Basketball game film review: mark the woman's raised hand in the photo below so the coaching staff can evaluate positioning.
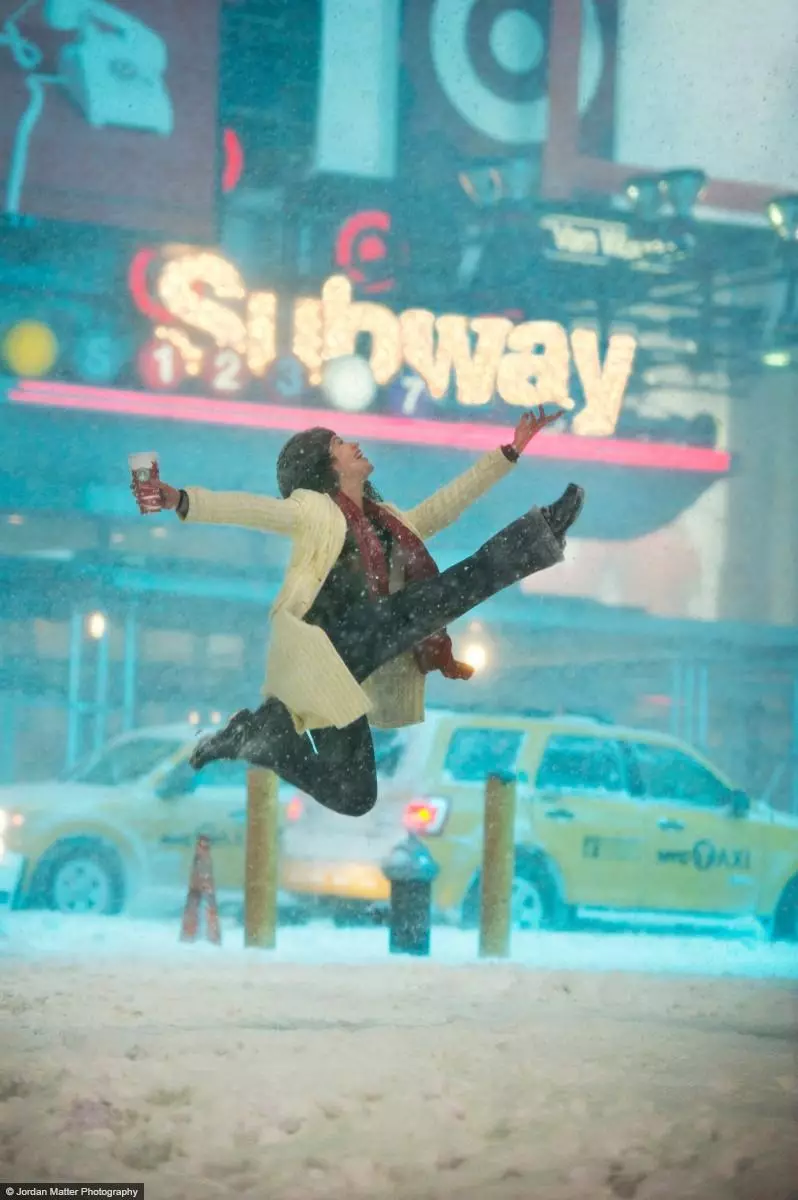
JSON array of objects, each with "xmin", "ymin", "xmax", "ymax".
[{"xmin": 512, "ymin": 405, "xmax": 565, "ymax": 454}]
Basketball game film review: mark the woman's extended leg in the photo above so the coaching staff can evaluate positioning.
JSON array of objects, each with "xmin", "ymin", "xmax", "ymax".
[{"xmin": 329, "ymin": 504, "xmax": 563, "ymax": 682}]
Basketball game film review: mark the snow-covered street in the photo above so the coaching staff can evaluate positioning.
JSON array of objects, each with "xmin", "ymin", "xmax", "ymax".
[{"xmin": 0, "ymin": 915, "xmax": 796, "ymax": 1199}]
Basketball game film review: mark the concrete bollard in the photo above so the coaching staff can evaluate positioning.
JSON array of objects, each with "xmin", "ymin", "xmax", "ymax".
[
  {"xmin": 479, "ymin": 771, "xmax": 517, "ymax": 959},
  {"xmin": 244, "ymin": 768, "xmax": 280, "ymax": 948},
  {"xmin": 382, "ymin": 836, "xmax": 440, "ymax": 956}
]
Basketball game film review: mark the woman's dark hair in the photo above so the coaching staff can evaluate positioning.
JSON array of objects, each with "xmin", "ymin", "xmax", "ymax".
[{"xmin": 276, "ymin": 427, "xmax": 382, "ymax": 501}]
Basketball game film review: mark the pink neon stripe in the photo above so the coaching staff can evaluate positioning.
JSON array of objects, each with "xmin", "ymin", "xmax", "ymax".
[{"xmin": 8, "ymin": 381, "xmax": 731, "ymax": 474}]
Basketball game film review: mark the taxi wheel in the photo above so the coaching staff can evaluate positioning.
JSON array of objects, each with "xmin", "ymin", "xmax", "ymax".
[
  {"xmin": 771, "ymin": 877, "xmax": 798, "ymax": 942},
  {"xmin": 510, "ymin": 873, "xmax": 548, "ymax": 931},
  {"xmin": 36, "ymin": 838, "xmax": 125, "ymax": 916},
  {"xmin": 461, "ymin": 854, "xmax": 571, "ymax": 932}
]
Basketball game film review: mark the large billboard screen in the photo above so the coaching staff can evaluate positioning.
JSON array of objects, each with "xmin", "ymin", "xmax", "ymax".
[
  {"xmin": 0, "ymin": 0, "xmax": 219, "ymax": 236},
  {"xmin": 314, "ymin": 0, "xmax": 617, "ymax": 182}
]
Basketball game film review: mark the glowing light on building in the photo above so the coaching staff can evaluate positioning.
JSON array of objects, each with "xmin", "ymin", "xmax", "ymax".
[
  {"xmin": 245, "ymin": 291, "xmax": 277, "ymax": 377},
  {"xmin": 497, "ymin": 321, "xmax": 575, "ymax": 410},
  {"xmin": 128, "ymin": 248, "xmax": 174, "ymax": 323},
  {"xmin": 154, "ymin": 325, "xmax": 204, "ymax": 376},
  {"xmin": 400, "ymin": 309, "xmax": 510, "ymax": 407},
  {"xmin": 570, "ymin": 328, "xmax": 639, "ymax": 437},
  {"xmin": 155, "ymin": 252, "xmax": 248, "ymax": 355},
  {"xmin": 292, "ymin": 296, "xmax": 324, "ymax": 386},
  {"xmin": 137, "ymin": 338, "xmax": 188, "ymax": 391},
  {"xmin": 321, "ymin": 355, "xmax": 377, "ymax": 412},
  {"xmin": 221, "ymin": 128, "xmax": 244, "ymax": 194},
  {"xmin": 462, "ymin": 642, "xmax": 488, "ymax": 673},
  {"xmin": 319, "ymin": 275, "xmax": 403, "ymax": 385},
  {"xmin": 9, "ymin": 379, "xmax": 732, "ymax": 475},
  {"xmin": 203, "ymin": 348, "xmax": 248, "ymax": 395},
  {"xmin": 2, "ymin": 320, "xmax": 58, "ymax": 377},
  {"xmin": 334, "ymin": 209, "xmax": 396, "ymax": 294},
  {"xmin": 87, "ymin": 612, "xmax": 107, "ymax": 640}
]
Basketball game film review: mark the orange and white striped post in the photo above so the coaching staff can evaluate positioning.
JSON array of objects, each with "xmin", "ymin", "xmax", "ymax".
[{"xmin": 180, "ymin": 834, "xmax": 222, "ymax": 945}]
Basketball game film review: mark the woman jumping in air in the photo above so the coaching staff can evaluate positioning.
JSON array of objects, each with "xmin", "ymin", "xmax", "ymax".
[{"xmin": 140, "ymin": 406, "xmax": 583, "ymax": 817}]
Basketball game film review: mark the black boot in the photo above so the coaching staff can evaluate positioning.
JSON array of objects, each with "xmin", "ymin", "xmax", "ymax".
[
  {"xmin": 238, "ymin": 698, "xmax": 303, "ymax": 772},
  {"xmin": 542, "ymin": 483, "xmax": 585, "ymax": 540},
  {"xmin": 190, "ymin": 706, "xmax": 260, "ymax": 770}
]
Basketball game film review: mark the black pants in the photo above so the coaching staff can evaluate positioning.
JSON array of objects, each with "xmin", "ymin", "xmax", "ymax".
[{"xmin": 241, "ymin": 507, "xmax": 563, "ymax": 816}]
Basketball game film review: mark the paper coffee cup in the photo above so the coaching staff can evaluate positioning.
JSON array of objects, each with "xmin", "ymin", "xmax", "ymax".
[{"xmin": 129, "ymin": 451, "xmax": 161, "ymax": 514}]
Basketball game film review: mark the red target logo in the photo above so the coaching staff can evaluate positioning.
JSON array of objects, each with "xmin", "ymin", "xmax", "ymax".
[
  {"xmin": 405, "ymin": 0, "xmax": 611, "ymax": 157},
  {"xmin": 334, "ymin": 210, "xmax": 404, "ymax": 295}
]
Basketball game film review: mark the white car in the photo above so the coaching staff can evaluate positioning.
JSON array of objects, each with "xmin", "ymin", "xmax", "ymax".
[{"xmin": 0, "ymin": 724, "xmax": 299, "ymax": 916}]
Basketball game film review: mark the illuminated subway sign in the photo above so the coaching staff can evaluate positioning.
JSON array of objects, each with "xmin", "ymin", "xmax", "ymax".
[{"xmin": 132, "ymin": 249, "xmax": 638, "ymax": 436}]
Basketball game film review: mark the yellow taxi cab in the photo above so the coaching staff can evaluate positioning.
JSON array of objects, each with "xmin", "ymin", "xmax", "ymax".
[
  {"xmin": 0, "ymin": 725, "xmax": 297, "ymax": 915},
  {"xmin": 281, "ymin": 710, "xmax": 798, "ymax": 940}
]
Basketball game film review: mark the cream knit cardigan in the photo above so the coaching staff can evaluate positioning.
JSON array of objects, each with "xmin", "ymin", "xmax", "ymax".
[{"xmin": 181, "ymin": 447, "xmax": 516, "ymax": 733}]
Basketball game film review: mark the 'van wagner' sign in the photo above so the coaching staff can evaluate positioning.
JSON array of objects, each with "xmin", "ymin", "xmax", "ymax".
[
  {"xmin": 134, "ymin": 249, "xmax": 638, "ymax": 437},
  {"xmin": 539, "ymin": 214, "xmax": 682, "ymax": 269}
]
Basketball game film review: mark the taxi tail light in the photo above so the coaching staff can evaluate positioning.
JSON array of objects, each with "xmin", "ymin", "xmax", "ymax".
[
  {"xmin": 403, "ymin": 797, "xmax": 449, "ymax": 836},
  {"xmin": 285, "ymin": 794, "xmax": 305, "ymax": 822}
]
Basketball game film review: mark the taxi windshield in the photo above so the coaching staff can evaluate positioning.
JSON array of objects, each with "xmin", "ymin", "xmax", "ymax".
[{"xmin": 62, "ymin": 737, "xmax": 184, "ymax": 787}]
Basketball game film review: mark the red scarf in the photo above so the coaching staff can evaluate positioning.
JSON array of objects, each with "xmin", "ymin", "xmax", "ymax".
[{"xmin": 334, "ymin": 492, "xmax": 473, "ymax": 681}]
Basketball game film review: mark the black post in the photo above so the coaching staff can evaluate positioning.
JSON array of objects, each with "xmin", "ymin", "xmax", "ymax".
[{"xmin": 382, "ymin": 836, "xmax": 440, "ymax": 956}]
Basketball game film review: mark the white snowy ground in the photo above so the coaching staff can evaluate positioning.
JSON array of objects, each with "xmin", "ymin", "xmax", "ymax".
[{"xmin": 1, "ymin": 914, "xmax": 796, "ymax": 1200}]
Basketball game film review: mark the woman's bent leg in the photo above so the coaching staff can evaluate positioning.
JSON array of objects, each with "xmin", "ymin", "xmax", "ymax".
[
  {"xmin": 244, "ymin": 714, "xmax": 377, "ymax": 817},
  {"xmin": 331, "ymin": 505, "xmax": 563, "ymax": 682},
  {"xmin": 192, "ymin": 701, "xmax": 378, "ymax": 817}
]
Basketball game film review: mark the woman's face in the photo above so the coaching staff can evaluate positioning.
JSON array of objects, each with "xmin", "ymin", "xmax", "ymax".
[{"xmin": 330, "ymin": 435, "xmax": 373, "ymax": 484}]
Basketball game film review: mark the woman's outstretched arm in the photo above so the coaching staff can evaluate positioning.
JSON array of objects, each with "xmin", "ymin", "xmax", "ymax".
[
  {"xmin": 156, "ymin": 482, "xmax": 299, "ymax": 535},
  {"xmin": 402, "ymin": 407, "xmax": 564, "ymax": 540}
]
